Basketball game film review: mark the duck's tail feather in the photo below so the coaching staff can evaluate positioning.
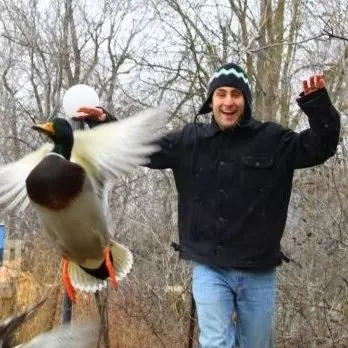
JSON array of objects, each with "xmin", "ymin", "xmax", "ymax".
[
  {"xmin": 68, "ymin": 240, "xmax": 133, "ymax": 293},
  {"xmin": 109, "ymin": 239, "xmax": 134, "ymax": 280}
]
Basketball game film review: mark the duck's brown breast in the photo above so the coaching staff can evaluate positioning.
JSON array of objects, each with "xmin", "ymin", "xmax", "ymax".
[{"xmin": 26, "ymin": 155, "xmax": 86, "ymax": 210}]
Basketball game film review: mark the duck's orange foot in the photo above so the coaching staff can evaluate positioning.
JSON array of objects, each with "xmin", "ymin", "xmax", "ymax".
[
  {"xmin": 62, "ymin": 257, "xmax": 76, "ymax": 303},
  {"xmin": 103, "ymin": 247, "xmax": 118, "ymax": 288}
]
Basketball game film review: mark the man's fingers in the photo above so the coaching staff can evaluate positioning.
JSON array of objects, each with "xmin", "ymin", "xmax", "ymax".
[
  {"xmin": 309, "ymin": 76, "xmax": 316, "ymax": 89},
  {"xmin": 301, "ymin": 75, "xmax": 325, "ymax": 95},
  {"xmin": 73, "ymin": 105, "xmax": 106, "ymax": 122},
  {"xmin": 302, "ymin": 80, "xmax": 309, "ymax": 94},
  {"xmin": 316, "ymin": 75, "xmax": 325, "ymax": 89},
  {"xmin": 74, "ymin": 111, "xmax": 90, "ymax": 118},
  {"xmin": 76, "ymin": 106, "xmax": 103, "ymax": 116}
]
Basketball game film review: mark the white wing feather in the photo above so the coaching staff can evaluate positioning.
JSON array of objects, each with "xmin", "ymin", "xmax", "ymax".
[
  {"xmin": 0, "ymin": 107, "xmax": 168, "ymax": 213},
  {"xmin": 18, "ymin": 322, "xmax": 98, "ymax": 348},
  {"xmin": 0, "ymin": 143, "xmax": 52, "ymax": 212},
  {"xmin": 72, "ymin": 107, "xmax": 168, "ymax": 180}
]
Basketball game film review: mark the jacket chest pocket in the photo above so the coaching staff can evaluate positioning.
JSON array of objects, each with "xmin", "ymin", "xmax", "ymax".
[{"xmin": 241, "ymin": 155, "xmax": 274, "ymax": 188}]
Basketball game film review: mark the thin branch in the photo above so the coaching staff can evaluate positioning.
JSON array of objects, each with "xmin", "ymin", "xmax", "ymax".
[
  {"xmin": 0, "ymin": 136, "xmax": 36, "ymax": 150},
  {"xmin": 246, "ymin": 33, "xmax": 326, "ymax": 54},
  {"xmin": 322, "ymin": 19, "xmax": 348, "ymax": 42}
]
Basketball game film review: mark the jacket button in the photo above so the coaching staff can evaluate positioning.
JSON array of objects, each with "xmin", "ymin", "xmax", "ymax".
[{"xmin": 218, "ymin": 217, "xmax": 226, "ymax": 225}]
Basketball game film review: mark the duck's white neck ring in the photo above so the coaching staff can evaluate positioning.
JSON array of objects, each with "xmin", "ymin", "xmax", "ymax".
[{"xmin": 47, "ymin": 152, "xmax": 66, "ymax": 160}]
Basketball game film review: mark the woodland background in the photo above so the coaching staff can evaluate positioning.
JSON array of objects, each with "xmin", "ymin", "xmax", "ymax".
[{"xmin": 0, "ymin": 0, "xmax": 348, "ymax": 347}]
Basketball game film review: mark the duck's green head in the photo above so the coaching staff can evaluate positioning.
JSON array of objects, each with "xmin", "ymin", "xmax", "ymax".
[{"xmin": 32, "ymin": 118, "xmax": 74, "ymax": 159}]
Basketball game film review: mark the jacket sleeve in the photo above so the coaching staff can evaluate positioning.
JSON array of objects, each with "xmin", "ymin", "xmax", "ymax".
[
  {"xmin": 146, "ymin": 130, "xmax": 183, "ymax": 170},
  {"xmin": 284, "ymin": 88, "xmax": 340, "ymax": 169}
]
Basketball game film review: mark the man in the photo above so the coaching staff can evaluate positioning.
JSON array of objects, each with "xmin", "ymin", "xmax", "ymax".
[{"xmin": 76, "ymin": 63, "xmax": 340, "ymax": 348}]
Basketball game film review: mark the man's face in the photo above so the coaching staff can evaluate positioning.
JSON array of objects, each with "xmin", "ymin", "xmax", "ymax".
[{"xmin": 210, "ymin": 86, "xmax": 245, "ymax": 130}]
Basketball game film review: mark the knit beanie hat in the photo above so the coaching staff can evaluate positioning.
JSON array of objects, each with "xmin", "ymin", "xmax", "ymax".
[{"xmin": 198, "ymin": 63, "xmax": 252, "ymax": 115}]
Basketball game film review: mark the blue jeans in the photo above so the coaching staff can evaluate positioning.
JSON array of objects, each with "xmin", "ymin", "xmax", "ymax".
[{"xmin": 192, "ymin": 263, "xmax": 277, "ymax": 348}]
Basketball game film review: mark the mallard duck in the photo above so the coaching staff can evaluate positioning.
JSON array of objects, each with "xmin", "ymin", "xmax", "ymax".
[
  {"xmin": 0, "ymin": 299, "xmax": 98, "ymax": 347},
  {"xmin": 0, "ymin": 107, "xmax": 167, "ymax": 302}
]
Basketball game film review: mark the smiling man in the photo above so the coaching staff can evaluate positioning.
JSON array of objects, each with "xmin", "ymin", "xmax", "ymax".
[
  {"xmin": 211, "ymin": 86, "xmax": 245, "ymax": 128},
  {"xmin": 77, "ymin": 62, "xmax": 340, "ymax": 348}
]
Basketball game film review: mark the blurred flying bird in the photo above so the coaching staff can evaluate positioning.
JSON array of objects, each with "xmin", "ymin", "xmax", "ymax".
[{"xmin": 0, "ymin": 299, "xmax": 98, "ymax": 347}]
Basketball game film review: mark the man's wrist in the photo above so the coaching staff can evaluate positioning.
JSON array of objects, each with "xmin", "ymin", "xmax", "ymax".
[{"xmin": 98, "ymin": 112, "xmax": 107, "ymax": 122}]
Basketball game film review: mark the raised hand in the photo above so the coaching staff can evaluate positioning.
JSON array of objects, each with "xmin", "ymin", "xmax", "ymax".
[
  {"xmin": 73, "ymin": 106, "xmax": 106, "ymax": 121},
  {"xmin": 301, "ymin": 75, "xmax": 325, "ymax": 96}
]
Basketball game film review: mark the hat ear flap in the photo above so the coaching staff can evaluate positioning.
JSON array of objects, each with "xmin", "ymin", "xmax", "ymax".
[{"xmin": 198, "ymin": 91, "xmax": 214, "ymax": 115}]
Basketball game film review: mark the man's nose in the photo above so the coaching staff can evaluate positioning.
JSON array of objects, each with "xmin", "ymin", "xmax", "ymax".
[{"xmin": 223, "ymin": 94, "xmax": 235, "ymax": 106}]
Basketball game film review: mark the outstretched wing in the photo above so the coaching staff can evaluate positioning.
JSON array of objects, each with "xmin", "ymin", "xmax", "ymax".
[
  {"xmin": 0, "ymin": 143, "xmax": 52, "ymax": 212},
  {"xmin": 71, "ymin": 107, "xmax": 168, "ymax": 181},
  {"xmin": 0, "ymin": 107, "xmax": 168, "ymax": 213},
  {"xmin": 20, "ymin": 322, "xmax": 98, "ymax": 348},
  {"xmin": 0, "ymin": 299, "xmax": 46, "ymax": 346},
  {"xmin": 1, "ymin": 299, "xmax": 97, "ymax": 348}
]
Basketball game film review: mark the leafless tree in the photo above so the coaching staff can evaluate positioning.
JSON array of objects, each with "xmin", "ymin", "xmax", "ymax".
[{"xmin": 0, "ymin": 0, "xmax": 347, "ymax": 346}]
